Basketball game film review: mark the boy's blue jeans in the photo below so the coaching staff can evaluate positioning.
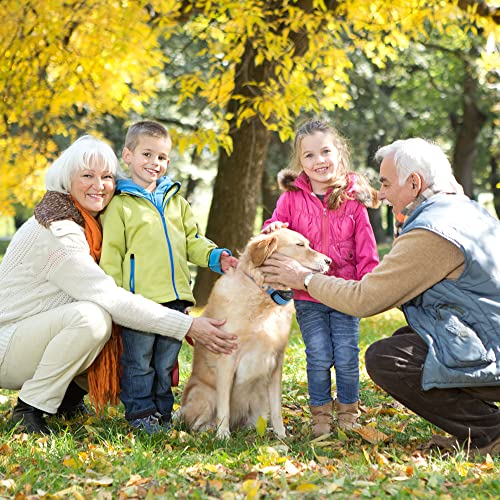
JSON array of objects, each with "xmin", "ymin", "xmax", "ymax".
[
  {"xmin": 294, "ymin": 300, "xmax": 360, "ymax": 407},
  {"xmin": 120, "ymin": 328, "xmax": 181, "ymax": 422}
]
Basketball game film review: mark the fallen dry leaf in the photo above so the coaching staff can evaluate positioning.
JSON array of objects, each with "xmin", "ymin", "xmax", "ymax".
[
  {"xmin": 86, "ymin": 476, "xmax": 113, "ymax": 486},
  {"xmin": 0, "ymin": 443, "xmax": 12, "ymax": 455},
  {"xmin": 51, "ymin": 486, "xmax": 86, "ymax": 499},
  {"xmin": 375, "ymin": 452, "xmax": 390, "ymax": 466},
  {"xmin": 353, "ymin": 425, "xmax": 390, "ymax": 444},
  {"xmin": 284, "ymin": 460, "xmax": 301, "ymax": 477},
  {"xmin": 0, "ymin": 479, "xmax": 16, "ymax": 491},
  {"xmin": 294, "ymin": 482, "xmax": 318, "ymax": 492}
]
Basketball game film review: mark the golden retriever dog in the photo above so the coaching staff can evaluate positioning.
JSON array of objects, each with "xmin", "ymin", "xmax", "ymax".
[{"xmin": 177, "ymin": 228, "xmax": 332, "ymax": 439}]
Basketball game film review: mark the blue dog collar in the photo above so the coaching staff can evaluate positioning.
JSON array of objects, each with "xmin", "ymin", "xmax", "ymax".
[
  {"xmin": 269, "ymin": 289, "xmax": 294, "ymax": 305},
  {"xmin": 243, "ymin": 272, "xmax": 293, "ymax": 306}
]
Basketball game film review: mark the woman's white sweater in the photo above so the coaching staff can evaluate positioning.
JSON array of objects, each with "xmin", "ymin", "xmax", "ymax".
[{"xmin": 0, "ymin": 217, "xmax": 192, "ymax": 364}]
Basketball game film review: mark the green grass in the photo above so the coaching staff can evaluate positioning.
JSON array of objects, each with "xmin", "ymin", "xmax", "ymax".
[{"xmin": 1, "ymin": 310, "xmax": 499, "ymax": 498}]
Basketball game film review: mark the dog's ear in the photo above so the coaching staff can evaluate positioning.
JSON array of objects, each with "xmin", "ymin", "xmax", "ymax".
[{"xmin": 248, "ymin": 234, "xmax": 279, "ymax": 267}]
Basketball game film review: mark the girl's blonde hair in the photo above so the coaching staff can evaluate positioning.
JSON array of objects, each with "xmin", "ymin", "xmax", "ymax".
[{"xmin": 290, "ymin": 119, "xmax": 352, "ymax": 210}]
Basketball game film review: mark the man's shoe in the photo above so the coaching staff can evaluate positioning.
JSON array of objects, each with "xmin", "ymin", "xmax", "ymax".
[
  {"xmin": 11, "ymin": 398, "xmax": 49, "ymax": 434},
  {"xmin": 474, "ymin": 435, "xmax": 500, "ymax": 458},
  {"xmin": 418, "ymin": 435, "xmax": 460, "ymax": 452},
  {"xmin": 420, "ymin": 434, "xmax": 500, "ymax": 459},
  {"xmin": 128, "ymin": 414, "xmax": 163, "ymax": 435}
]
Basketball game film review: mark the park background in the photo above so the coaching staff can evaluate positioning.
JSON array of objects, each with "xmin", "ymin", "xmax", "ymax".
[{"xmin": 0, "ymin": 0, "xmax": 499, "ymax": 497}]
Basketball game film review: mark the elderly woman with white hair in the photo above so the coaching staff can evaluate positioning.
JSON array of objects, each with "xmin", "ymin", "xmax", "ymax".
[
  {"xmin": 0, "ymin": 135, "xmax": 237, "ymax": 434},
  {"xmin": 261, "ymin": 137, "xmax": 500, "ymax": 458}
]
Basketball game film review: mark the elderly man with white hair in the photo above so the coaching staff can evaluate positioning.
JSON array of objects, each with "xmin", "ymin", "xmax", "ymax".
[{"xmin": 261, "ymin": 137, "xmax": 500, "ymax": 457}]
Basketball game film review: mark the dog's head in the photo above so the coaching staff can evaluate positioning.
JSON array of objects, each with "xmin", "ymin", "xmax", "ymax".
[{"xmin": 242, "ymin": 228, "xmax": 331, "ymax": 279}]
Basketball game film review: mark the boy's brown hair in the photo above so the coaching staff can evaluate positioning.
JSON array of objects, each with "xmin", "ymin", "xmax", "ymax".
[{"xmin": 125, "ymin": 120, "xmax": 170, "ymax": 151}]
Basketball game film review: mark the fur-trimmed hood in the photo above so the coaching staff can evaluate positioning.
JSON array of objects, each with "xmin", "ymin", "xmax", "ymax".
[
  {"xmin": 277, "ymin": 169, "xmax": 379, "ymax": 209},
  {"xmin": 34, "ymin": 191, "xmax": 85, "ymax": 228}
]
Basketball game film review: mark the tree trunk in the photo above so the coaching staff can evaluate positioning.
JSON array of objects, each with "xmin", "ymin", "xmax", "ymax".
[
  {"xmin": 451, "ymin": 69, "xmax": 487, "ymax": 197},
  {"xmin": 367, "ymin": 207, "xmax": 387, "ymax": 244},
  {"xmin": 193, "ymin": 116, "xmax": 272, "ymax": 305},
  {"xmin": 492, "ymin": 154, "xmax": 500, "ymax": 218},
  {"xmin": 262, "ymin": 133, "xmax": 291, "ymax": 224},
  {"xmin": 192, "ymin": 3, "xmax": 316, "ymax": 305}
]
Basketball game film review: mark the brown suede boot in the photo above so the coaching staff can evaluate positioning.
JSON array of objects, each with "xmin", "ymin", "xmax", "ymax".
[
  {"xmin": 310, "ymin": 401, "xmax": 333, "ymax": 437},
  {"xmin": 334, "ymin": 400, "xmax": 360, "ymax": 430}
]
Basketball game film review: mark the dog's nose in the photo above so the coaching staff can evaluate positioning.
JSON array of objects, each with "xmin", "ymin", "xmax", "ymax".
[{"xmin": 324, "ymin": 257, "xmax": 332, "ymax": 265}]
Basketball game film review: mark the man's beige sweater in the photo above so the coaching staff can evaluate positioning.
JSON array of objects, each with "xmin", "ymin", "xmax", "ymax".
[{"xmin": 307, "ymin": 229, "xmax": 464, "ymax": 318}]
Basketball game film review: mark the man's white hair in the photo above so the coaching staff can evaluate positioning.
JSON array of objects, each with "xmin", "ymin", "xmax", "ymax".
[{"xmin": 375, "ymin": 138, "xmax": 461, "ymax": 192}]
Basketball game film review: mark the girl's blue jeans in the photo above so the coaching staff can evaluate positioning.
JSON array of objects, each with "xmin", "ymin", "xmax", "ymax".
[{"xmin": 294, "ymin": 300, "xmax": 360, "ymax": 407}]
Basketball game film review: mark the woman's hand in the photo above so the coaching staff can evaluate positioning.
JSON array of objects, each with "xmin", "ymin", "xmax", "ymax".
[
  {"xmin": 220, "ymin": 251, "xmax": 239, "ymax": 273},
  {"xmin": 187, "ymin": 317, "xmax": 238, "ymax": 354},
  {"xmin": 261, "ymin": 221, "xmax": 289, "ymax": 234}
]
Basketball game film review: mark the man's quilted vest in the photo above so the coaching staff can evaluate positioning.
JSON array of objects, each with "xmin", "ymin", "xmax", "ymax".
[{"xmin": 401, "ymin": 194, "xmax": 500, "ymax": 390}]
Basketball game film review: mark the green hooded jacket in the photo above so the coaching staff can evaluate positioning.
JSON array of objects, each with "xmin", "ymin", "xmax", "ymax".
[{"xmin": 100, "ymin": 176, "xmax": 229, "ymax": 305}]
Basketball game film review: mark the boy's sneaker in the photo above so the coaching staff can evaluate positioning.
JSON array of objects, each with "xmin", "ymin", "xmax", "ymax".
[
  {"xmin": 155, "ymin": 412, "xmax": 172, "ymax": 430},
  {"xmin": 128, "ymin": 414, "xmax": 163, "ymax": 435}
]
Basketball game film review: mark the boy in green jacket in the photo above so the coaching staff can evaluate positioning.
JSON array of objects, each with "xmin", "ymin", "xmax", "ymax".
[{"xmin": 100, "ymin": 121, "xmax": 237, "ymax": 434}]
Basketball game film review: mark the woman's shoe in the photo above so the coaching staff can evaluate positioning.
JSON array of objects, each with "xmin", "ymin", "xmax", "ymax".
[
  {"xmin": 57, "ymin": 381, "xmax": 93, "ymax": 418},
  {"xmin": 11, "ymin": 398, "xmax": 49, "ymax": 434}
]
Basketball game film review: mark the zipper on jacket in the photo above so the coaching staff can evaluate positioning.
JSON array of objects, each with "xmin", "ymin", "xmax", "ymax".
[
  {"xmin": 160, "ymin": 186, "xmax": 182, "ymax": 300},
  {"xmin": 120, "ymin": 182, "xmax": 181, "ymax": 300},
  {"xmin": 321, "ymin": 206, "xmax": 329, "ymax": 255},
  {"xmin": 157, "ymin": 206, "xmax": 180, "ymax": 300},
  {"xmin": 129, "ymin": 254, "xmax": 135, "ymax": 293}
]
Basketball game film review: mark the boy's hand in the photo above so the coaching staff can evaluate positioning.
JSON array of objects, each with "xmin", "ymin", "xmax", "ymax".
[
  {"xmin": 220, "ymin": 251, "xmax": 238, "ymax": 272},
  {"xmin": 261, "ymin": 221, "xmax": 289, "ymax": 234}
]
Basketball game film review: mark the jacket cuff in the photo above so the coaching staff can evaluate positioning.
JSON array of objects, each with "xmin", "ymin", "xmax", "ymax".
[{"xmin": 209, "ymin": 248, "xmax": 232, "ymax": 274}]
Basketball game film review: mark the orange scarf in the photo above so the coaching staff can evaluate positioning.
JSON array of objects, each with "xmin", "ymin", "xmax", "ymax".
[{"xmin": 72, "ymin": 198, "xmax": 122, "ymax": 413}]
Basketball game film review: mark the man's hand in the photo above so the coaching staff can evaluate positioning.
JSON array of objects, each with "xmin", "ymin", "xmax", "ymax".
[
  {"xmin": 260, "ymin": 253, "xmax": 311, "ymax": 290},
  {"xmin": 220, "ymin": 251, "xmax": 239, "ymax": 273},
  {"xmin": 187, "ymin": 317, "xmax": 238, "ymax": 354}
]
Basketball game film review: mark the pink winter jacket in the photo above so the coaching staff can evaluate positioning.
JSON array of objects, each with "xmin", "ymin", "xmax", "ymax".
[{"xmin": 263, "ymin": 170, "xmax": 380, "ymax": 303}]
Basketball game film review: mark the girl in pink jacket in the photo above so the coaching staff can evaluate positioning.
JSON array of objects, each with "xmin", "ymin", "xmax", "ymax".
[{"xmin": 263, "ymin": 119, "xmax": 379, "ymax": 436}]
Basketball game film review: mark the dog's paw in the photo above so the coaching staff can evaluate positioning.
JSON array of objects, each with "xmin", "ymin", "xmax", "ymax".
[
  {"xmin": 274, "ymin": 427, "xmax": 287, "ymax": 440},
  {"xmin": 216, "ymin": 427, "xmax": 231, "ymax": 439}
]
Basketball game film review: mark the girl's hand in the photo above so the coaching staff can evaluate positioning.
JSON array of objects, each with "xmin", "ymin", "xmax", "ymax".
[
  {"xmin": 261, "ymin": 221, "xmax": 289, "ymax": 234},
  {"xmin": 220, "ymin": 251, "xmax": 238, "ymax": 272}
]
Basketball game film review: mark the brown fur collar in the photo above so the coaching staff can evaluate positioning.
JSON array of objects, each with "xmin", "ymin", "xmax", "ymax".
[
  {"xmin": 277, "ymin": 169, "xmax": 379, "ymax": 209},
  {"xmin": 34, "ymin": 191, "xmax": 85, "ymax": 228}
]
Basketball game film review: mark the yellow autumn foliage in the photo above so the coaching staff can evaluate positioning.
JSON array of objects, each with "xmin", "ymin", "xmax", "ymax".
[
  {"xmin": 0, "ymin": 0, "xmax": 497, "ymax": 214},
  {"xmin": 0, "ymin": 0, "xmax": 179, "ymax": 214}
]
